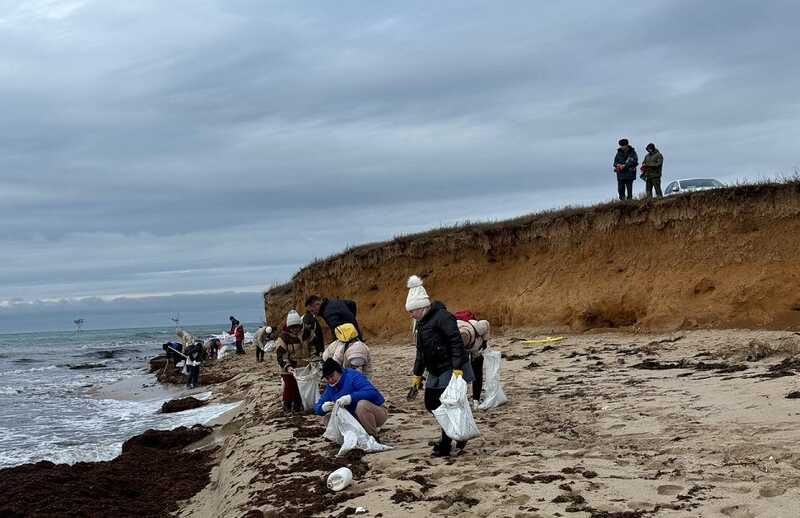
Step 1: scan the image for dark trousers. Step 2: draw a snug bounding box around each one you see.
[187,365,200,387]
[471,355,484,401]
[424,387,452,452]
[617,179,634,200]
[646,177,663,198]
[256,347,264,362]
[235,339,244,354]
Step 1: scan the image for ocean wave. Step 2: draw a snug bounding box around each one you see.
[12,358,44,364]
[3,365,57,375]
[64,363,108,370]
[80,348,141,359]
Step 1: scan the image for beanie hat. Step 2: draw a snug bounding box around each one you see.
[335,323,358,343]
[646,142,656,151]
[265,326,273,334]
[405,275,431,312]
[618,138,629,146]
[473,319,490,338]
[322,358,342,377]
[286,310,302,327]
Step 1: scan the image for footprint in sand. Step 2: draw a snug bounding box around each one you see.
[656,484,684,496]
[720,505,755,518]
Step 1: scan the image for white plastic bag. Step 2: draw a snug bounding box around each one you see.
[478,349,508,410]
[293,364,322,411]
[433,375,480,441]
[323,402,393,456]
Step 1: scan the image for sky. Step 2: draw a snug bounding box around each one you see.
[1,0,799,332]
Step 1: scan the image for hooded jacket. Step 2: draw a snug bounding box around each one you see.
[614,146,639,181]
[641,148,664,179]
[314,367,384,416]
[320,298,362,339]
[412,301,468,377]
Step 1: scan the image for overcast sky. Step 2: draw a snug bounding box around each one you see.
[1,0,799,332]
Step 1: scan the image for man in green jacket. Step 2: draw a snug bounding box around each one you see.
[641,143,664,198]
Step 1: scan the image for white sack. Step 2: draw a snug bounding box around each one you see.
[478,349,508,410]
[433,375,480,442]
[293,364,322,411]
[323,401,393,456]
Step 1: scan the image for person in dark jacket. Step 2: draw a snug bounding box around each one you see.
[185,340,205,389]
[275,310,310,414]
[640,142,664,198]
[302,295,325,356]
[613,138,638,200]
[319,297,363,340]
[228,316,245,354]
[315,358,388,437]
[405,275,472,457]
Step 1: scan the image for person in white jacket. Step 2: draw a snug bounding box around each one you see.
[322,323,371,377]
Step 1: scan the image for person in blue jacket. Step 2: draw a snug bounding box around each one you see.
[315,358,388,437]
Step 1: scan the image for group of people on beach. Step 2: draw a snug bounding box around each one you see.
[253,277,491,458]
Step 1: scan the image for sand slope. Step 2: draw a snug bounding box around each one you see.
[179,329,800,517]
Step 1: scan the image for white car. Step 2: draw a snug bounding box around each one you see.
[664,178,724,196]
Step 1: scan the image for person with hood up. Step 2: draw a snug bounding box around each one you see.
[613,138,639,200]
[406,275,472,457]
[185,340,206,389]
[275,310,312,414]
[318,297,363,340]
[253,325,276,363]
[640,143,664,198]
[457,318,491,408]
[322,323,371,377]
[315,358,388,438]
[228,316,245,354]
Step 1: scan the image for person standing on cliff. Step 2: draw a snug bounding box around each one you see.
[613,138,638,200]
[302,295,325,356]
[318,297,363,341]
[405,275,473,457]
[640,143,664,198]
[275,310,311,414]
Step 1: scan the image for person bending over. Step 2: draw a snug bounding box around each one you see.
[275,310,311,414]
[322,323,371,377]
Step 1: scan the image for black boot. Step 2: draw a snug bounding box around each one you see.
[282,401,292,415]
[432,430,452,457]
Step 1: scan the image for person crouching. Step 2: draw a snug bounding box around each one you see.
[315,358,388,439]
[322,323,371,377]
[405,275,472,457]
[275,310,311,414]
[185,340,205,389]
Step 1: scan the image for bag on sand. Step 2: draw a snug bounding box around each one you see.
[323,401,393,456]
[293,364,322,411]
[478,349,508,410]
[433,375,480,441]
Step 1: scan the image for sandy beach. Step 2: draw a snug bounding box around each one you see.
[169,328,800,518]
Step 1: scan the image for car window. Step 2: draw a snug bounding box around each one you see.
[665,182,677,193]
[679,179,720,189]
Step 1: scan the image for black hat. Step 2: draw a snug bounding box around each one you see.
[646,142,656,151]
[618,138,629,146]
[322,358,343,377]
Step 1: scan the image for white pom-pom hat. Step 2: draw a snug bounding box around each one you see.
[405,275,431,311]
[286,310,302,327]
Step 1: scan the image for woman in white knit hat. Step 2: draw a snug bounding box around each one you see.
[406,275,473,457]
[275,310,311,414]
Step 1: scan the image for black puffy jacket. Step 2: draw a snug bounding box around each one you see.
[412,301,468,377]
[320,298,363,339]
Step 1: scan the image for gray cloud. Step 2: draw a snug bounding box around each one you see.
[1,0,799,331]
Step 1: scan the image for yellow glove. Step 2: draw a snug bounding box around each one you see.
[452,369,463,377]
[411,375,423,390]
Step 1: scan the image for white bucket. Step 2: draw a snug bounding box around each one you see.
[327,467,353,491]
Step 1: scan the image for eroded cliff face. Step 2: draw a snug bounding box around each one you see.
[268,183,800,339]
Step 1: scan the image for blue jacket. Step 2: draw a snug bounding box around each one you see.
[614,146,639,181]
[314,368,384,416]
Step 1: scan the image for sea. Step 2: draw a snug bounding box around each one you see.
[0,325,246,469]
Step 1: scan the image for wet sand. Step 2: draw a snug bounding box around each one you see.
[176,328,800,517]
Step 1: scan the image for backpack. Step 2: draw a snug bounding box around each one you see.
[453,310,477,322]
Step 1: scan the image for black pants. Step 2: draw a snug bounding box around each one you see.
[235,339,244,354]
[646,177,663,198]
[471,355,484,401]
[187,365,200,387]
[424,387,452,452]
[255,346,264,362]
[617,179,634,200]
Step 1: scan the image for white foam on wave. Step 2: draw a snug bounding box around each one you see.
[3,365,57,375]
